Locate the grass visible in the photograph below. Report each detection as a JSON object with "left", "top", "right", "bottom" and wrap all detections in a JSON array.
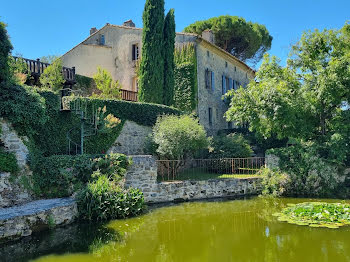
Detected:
[{"left": 158, "top": 168, "right": 261, "bottom": 182}]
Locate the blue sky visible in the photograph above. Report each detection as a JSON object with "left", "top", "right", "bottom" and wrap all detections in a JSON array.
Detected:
[{"left": 2, "top": 0, "right": 349, "bottom": 68}]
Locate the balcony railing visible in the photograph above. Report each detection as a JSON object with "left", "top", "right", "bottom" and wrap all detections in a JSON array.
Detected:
[
  {"left": 12, "top": 56, "right": 76, "bottom": 83},
  {"left": 121, "top": 89, "right": 138, "bottom": 102}
]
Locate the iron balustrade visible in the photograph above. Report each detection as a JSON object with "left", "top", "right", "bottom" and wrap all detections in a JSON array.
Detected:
[
  {"left": 12, "top": 56, "right": 76, "bottom": 82},
  {"left": 157, "top": 157, "right": 266, "bottom": 181}
]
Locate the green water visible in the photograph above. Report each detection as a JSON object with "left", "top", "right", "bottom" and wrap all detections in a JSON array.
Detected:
[{"left": 2, "top": 197, "right": 350, "bottom": 262}]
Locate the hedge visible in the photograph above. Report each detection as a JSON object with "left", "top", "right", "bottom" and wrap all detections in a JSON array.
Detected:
[
  {"left": 0, "top": 85, "right": 181, "bottom": 157},
  {"left": 65, "top": 97, "right": 182, "bottom": 127}
]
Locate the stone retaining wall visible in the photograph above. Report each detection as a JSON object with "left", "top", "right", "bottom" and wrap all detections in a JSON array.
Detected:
[
  {"left": 0, "top": 198, "right": 77, "bottom": 243},
  {"left": 0, "top": 172, "right": 32, "bottom": 208},
  {"left": 108, "top": 121, "right": 152, "bottom": 155},
  {"left": 124, "top": 156, "right": 262, "bottom": 203}
]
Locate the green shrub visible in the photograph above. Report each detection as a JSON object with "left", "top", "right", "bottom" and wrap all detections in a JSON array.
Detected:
[
  {"left": 208, "top": 133, "right": 253, "bottom": 158},
  {"left": 29, "top": 153, "right": 130, "bottom": 198},
  {"left": 0, "top": 149, "right": 18, "bottom": 173},
  {"left": 77, "top": 174, "right": 145, "bottom": 221},
  {"left": 259, "top": 167, "right": 290, "bottom": 197},
  {"left": 39, "top": 58, "right": 65, "bottom": 91},
  {"left": 151, "top": 115, "right": 208, "bottom": 160},
  {"left": 268, "top": 142, "right": 345, "bottom": 197},
  {"left": 92, "top": 67, "right": 121, "bottom": 99}
]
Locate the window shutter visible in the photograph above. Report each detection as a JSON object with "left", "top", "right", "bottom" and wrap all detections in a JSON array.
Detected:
[
  {"left": 229, "top": 78, "right": 233, "bottom": 90},
  {"left": 211, "top": 71, "right": 215, "bottom": 92},
  {"left": 222, "top": 75, "right": 226, "bottom": 95}
]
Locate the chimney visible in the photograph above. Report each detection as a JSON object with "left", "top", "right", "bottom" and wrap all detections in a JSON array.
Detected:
[
  {"left": 123, "top": 20, "right": 135, "bottom": 28},
  {"left": 90, "top": 27, "right": 97, "bottom": 35},
  {"left": 202, "top": 29, "right": 215, "bottom": 44}
]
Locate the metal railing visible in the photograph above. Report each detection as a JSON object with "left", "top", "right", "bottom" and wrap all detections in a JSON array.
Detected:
[
  {"left": 157, "top": 157, "right": 265, "bottom": 181},
  {"left": 12, "top": 56, "right": 76, "bottom": 82}
]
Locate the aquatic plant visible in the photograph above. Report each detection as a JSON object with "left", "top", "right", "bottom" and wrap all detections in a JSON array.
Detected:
[{"left": 274, "top": 202, "right": 350, "bottom": 229}]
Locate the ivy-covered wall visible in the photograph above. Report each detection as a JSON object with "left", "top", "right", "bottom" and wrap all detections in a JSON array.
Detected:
[
  {"left": 0, "top": 85, "right": 181, "bottom": 157},
  {"left": 173, "top": 44, "right": 197, "bottom": 112}
]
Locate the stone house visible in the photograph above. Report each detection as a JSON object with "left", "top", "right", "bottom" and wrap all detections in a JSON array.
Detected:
[{"left": 61, "top": 20, "right": 255, "bottom": 135}]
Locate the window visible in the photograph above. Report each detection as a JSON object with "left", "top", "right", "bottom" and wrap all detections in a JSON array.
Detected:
[
  {"left": 208, "top": 107, "right": 213, "bottom": 126},
  {"left": 234, "top": 66, "right": 237, "bottom": 72},
  {"left": 205, "top": 69, "right": 215, "bottom": 91},
  {"left": 222, "top": 76, "right": 233, "bottom": 95},
  {"left": 225, "top": 61, "right": 228, "bottom": 68},
  {"left": 222, "top": 75, "right": 226, "bottom": 95},
  {"left": 132, "top": 77, "right": 138, "bottom": 92},
  {"left": 99, "top": 35, "right": 105, "bottom": 45},
  {"left": 207, "top": 51, "right": 210, "bottom": 57},
  {"left": 132, "top": 44, "right": 139, "bottom": 61}
]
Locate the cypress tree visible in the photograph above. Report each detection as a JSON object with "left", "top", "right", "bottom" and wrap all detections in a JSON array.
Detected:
[
  {"left": 0, "top": 21, "right": 13, "bottom": 84},
  {"left": 138, "top": 0, "right": 165, "bottom": 104},
  {"left": 163, "top": 9, "right": 175, "bottom": 106}
]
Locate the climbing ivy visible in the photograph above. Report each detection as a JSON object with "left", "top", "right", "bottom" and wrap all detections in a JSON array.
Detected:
[{"left": 173, "top": 44, "right": 197, "bottom": 112}]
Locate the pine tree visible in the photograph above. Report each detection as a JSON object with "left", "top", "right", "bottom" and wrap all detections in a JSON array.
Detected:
[
  {"left": 138, "top": 0, "right": 165, "bottom": 104},
  {"left": 163, "top": 8, "right": 175, "bottom": 106}
]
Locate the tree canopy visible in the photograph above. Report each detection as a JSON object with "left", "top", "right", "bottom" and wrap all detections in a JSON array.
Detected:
[
  {"left": 225, "top": 22, "right": 350, "bottom": 163},
  {"left": 184, "top": 15, "right": 272, "bottom": 65}
]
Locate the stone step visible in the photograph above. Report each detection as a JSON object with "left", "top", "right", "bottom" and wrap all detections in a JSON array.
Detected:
[{"left": 0, "top": 198, "right": 78, "bottom": 244}]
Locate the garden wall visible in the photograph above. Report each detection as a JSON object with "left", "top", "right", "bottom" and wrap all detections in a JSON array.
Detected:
[
  {"left": 124, "top": 156, "right": 262, "bottom": 203},
  {"left": 108, "top": 121, "right": 151, "bottom": 155},
  {"left": 1, "top": 119, "right": 29, "bottom": 168},
  {"left": 0, "top": 119, "right": 32, "bottom": 208}
]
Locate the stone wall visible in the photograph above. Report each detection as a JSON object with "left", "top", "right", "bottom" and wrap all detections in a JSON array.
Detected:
[
  {"left": 0, "top": 172, "right": 32, "bottom": 208},
  {"left": 0, "top": 119, "right": 33, "bottom": 208},
  {"left": 124, "top": 156, "right": 262, "bottom": 204},
  {"left": 1, "top": 119, "right": 29, "bottom": 168},
  {"left": 0, "top": 198, "right": 77, "bottom": 244},
  {"left": 108, "top": 121, "right": 152, "bottom": 155},
  {"left": 196, "top": 42, "right": 255, "bottom": 135}
]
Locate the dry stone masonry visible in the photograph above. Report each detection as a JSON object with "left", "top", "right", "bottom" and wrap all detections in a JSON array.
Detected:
[
  {"left": 108, "top": 121, "right": 152, "bottom": 155},
  {"left": 1, "top": 119, "right": 29, "bottom": 168},
  {"left": 0, "top": 172, "right": 32, "bottom": 208},
  {"left": 124, "top": 156, "right": 262, "bottom": 203},
  {"left": 0, "top": 198, "right": 77, "bottom": 243}
]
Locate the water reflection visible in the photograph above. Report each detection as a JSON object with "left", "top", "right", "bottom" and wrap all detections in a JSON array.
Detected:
[{"left": 1, "top": 197, "right": 350, "bottom": 262}]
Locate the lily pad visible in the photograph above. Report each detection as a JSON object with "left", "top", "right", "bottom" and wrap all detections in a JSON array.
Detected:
[{"left": 274, "top": 202, "right": 350, "bottom": 229}]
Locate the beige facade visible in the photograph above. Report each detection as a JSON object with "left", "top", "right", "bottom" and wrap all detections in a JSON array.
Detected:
[
  {"left": 62, "top": 22, "right": 254, "bottom": 135},
  {"left": 62, "top": 23, "right": 196, "bottom": 92}
]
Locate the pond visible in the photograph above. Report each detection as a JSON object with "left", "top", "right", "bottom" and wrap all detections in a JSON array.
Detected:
[{"left": 1, "top": 197, "right": 350, "bottom": 262}]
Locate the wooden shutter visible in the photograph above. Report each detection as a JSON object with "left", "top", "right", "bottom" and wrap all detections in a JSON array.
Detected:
[
  {"left": 211, "top": 71, "right": 215, "bottom": 92},
  {"left": 222, "top": 75, "right": 226, "bottom": 95},
  {"left": 229, "top": 78, "right": 233, "bottom": 90}
]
